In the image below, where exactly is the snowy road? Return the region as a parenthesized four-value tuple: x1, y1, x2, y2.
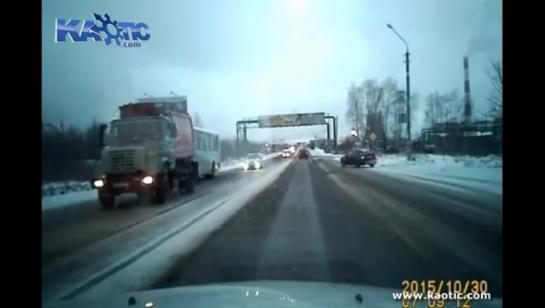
(43, 155, 502, 304)
(42, 156, 288, 301)
(150, 158, 502, 297)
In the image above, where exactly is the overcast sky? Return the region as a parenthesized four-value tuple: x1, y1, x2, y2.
(42, 0, 501, 141)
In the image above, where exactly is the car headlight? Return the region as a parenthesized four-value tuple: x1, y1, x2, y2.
(255, 162, 261, 169)
(93, 179, 104, 188)
(142, 176, 154, 184)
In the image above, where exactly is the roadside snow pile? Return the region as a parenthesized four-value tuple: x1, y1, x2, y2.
(42, 189, 97, 212)
(42, 181, 93, 197)
(453, 155, 502, 168)
(376, 154, 502, 195)
(310, 148, 326, 155)
(377, 154, 502, 169)
(309, 148, 343, 161)
(375, 154, 409, 167)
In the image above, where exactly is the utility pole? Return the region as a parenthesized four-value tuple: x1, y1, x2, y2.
(405, 51, 411, 144)
(388, 23, 412, 160)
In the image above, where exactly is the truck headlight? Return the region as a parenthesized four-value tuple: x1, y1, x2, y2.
(93, 179, 104, 188)
(242, 162, 248, 170)
(254, 162, 261, 169)
(142, 176, 154, 185)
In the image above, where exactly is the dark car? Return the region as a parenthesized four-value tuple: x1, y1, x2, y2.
(298, 148, 309, 159)
(341, 149, 376, 168)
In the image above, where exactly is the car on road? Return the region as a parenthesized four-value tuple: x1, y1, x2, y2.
(341, 149, 376, 168)
(243, 153, 263, 170)
(281, 149, 291, 158)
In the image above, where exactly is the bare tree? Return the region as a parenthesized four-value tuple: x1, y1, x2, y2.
(424, 90, 462, 126)
(380, 78, 399, 141)
(487, 60, 502, 119)
(345, 83, 366, 137)
(424, 92, 440, 126)
(444, 90, 462, 122)
(348, 78, 408, 147)
(359, 79, 384, 142)
(362, 79, 384, 114)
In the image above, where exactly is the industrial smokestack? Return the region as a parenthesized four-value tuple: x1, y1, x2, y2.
(463, 56, 472, 123)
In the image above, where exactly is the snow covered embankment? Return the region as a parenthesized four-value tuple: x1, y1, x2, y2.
(376, 154, 502, 195)
(42, 182, 96, 212)
(308, 148, 343, 161)
(309, 148, 501, 195)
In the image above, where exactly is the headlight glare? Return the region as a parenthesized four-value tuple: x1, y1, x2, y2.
(142, 176, 154, 184)
(93, 179, 104, 188)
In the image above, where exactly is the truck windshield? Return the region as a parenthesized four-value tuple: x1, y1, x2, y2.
(110, 121, 163, 144)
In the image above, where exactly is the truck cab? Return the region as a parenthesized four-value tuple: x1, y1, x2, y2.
(93, 96, 197, 209)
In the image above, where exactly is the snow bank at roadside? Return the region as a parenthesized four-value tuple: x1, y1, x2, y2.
(376, 154, 502, 194)
(308, 148, 343, 160)
(42, 181, 93, 197)
(376, 153, 502, 170)
(41, 153, 282, 212)
(310, 147, 502, 170)
(310, 148, 502, 194)
(42, 190, 97, 212)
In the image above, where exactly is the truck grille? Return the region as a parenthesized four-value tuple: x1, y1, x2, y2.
(110, 149, 136, 172)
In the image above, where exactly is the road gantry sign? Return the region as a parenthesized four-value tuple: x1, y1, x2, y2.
(258, 112, 325, 128)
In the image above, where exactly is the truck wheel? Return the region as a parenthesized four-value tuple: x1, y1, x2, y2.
(98, 190, 114, 209)
(152, 173, 168, 204)
(369, 164, 375, 168)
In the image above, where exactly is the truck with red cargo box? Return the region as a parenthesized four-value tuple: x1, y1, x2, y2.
(92, 96, 197, 209)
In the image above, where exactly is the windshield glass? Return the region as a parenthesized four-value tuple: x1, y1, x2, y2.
(110, 120, 163, 144)
(42, 1, 502, 306)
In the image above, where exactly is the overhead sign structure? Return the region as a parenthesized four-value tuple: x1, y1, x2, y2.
(236, 112, 337, 156)
(258, 112, 325, 128)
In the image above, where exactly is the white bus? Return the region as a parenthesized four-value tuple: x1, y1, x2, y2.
(193, 127, 221, 179)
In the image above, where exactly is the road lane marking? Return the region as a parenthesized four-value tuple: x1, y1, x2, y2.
(257, 160, 330, 280)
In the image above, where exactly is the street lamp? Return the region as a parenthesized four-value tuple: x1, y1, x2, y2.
(387, 23, 412, 160)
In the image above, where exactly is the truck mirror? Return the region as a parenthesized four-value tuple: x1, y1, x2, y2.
(99, 124, 108, 147)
